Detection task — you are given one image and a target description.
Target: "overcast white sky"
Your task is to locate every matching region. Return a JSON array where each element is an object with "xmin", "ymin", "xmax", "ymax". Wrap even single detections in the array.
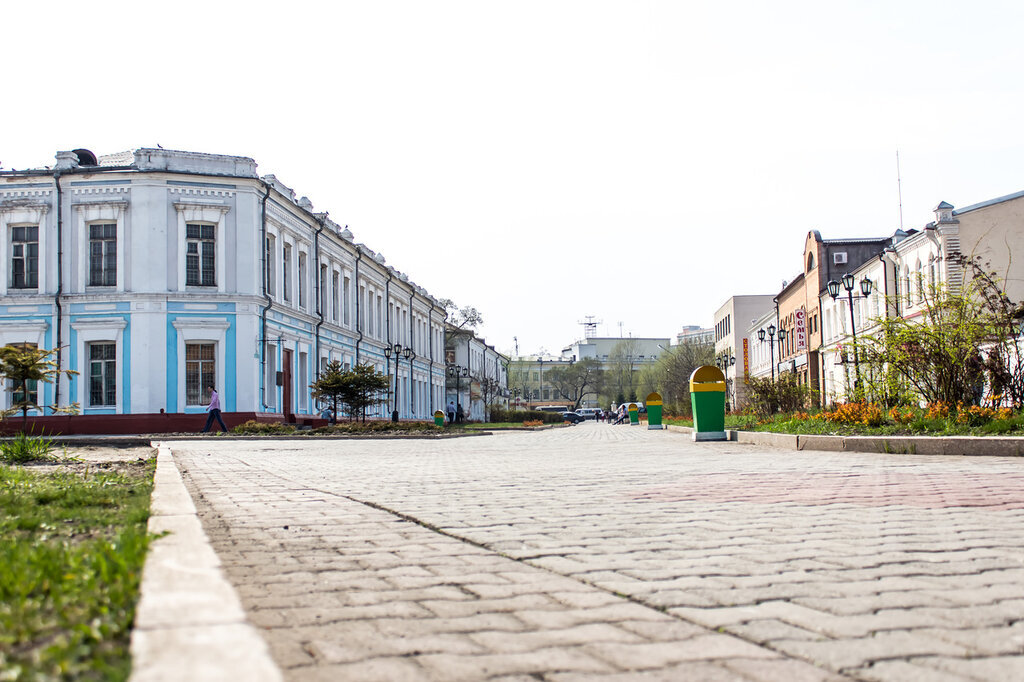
[{"xmin": 5, "ymin": 1, "xmax": 1024, "ymax": 356}]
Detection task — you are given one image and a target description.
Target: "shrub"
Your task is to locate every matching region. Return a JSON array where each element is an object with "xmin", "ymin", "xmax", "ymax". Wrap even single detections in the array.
[
  {"xmin": 0, "ymin": 433, "xmax": 54, "ymax": 463},
  {"xmin": 231, "ymin": 420, "xmax": 296, "ymax": 435},
  {"xmin": 313, "ymin": 421, "xmax": 442, "ymax": 434},
  {"xmin": 747, "ymin": 374, "xmax": 811, "ymax": 417},
  {"xmin": 487, "ymin": 407, "xmax": 563, "ymax": 424}
]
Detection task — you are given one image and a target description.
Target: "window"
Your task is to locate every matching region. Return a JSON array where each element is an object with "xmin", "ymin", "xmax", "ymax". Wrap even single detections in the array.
[
  {"xmin": 11, "ymin": 225, "xmax": 39, "ymax": 289},
  {"xmin": 185, "ymin": 343, "xmax": 215, "ymax": 406},
  {"xmin": 89, "ymin": 343, "xmax": 116, "ymax": 406},
  {"xmin": 9, "ymin": 343, "xmax": 38, "ymax": 407},
  {"xmin": 332, "ymin": 272, "xmax": 340, "ymax": 322},
  {"xmin": 265, "ymin": 236, "xmax": 275, "ymax": 295},
  {"xmin": 343, "ymin": 276, "xmax": 351, "ymax": 325},
  {"xmin": 319, "ymin": 264, "xmax": 327, "ymax": 315},
  {"xmin": 282, "ymin": 244, "xmax": 292, "ymax": 302},
  {"xmin": 298, "ymin": 252, "xmax": 308, "ymax": 309},
  {"xmin": 185, "ymin": 224, "xmax": 215, "ymax": 286},
  {"xmin": 88, "ymin": 223, "xmax": 117, "ymax": 287}
]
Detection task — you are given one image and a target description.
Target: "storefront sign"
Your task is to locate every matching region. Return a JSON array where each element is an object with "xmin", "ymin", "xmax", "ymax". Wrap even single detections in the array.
[{"xmin": 795, "ymin": 308, "xmax": 807, "ymax": 351}]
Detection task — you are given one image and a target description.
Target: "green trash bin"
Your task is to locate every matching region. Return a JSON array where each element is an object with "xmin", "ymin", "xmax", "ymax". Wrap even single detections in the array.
[
  {"xmin": 434, "ymin": 410, "xmax": 446, "ymax": 427},
  {"xmin": 628, "ymin": 403, "xmax": 640, "ymax": 425},
  {"xmin": 646, "ymin": 392, "xmax": 663, "ymax": 430},
  {"xmin": 689, "ymin": 366, "xmax": 727, "ymax": 441}
]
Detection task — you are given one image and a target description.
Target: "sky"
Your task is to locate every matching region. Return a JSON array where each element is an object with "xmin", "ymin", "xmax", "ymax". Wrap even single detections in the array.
[{"xmin": 5, "ymin": 1, "xmax": 1024, "ymax": 357}]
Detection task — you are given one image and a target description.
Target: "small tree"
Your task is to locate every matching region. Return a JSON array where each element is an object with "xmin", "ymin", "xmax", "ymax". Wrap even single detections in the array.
[
  {"xmin": 547, "ymin": 358, "xmax": 604, "ymax": 410},
  {"xmin": 0, "ymin": 345, "xmax": 79, "ymax": 427},
  {"xmin": 309, "ymin": 360, "xmax": 346, "ymax": 421},
  {"xmin": 340, "ymin": 363, "xmax": 391, "ymax": 423}
]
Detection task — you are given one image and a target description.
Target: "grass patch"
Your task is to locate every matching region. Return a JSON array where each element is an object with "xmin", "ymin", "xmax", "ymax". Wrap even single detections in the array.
[
  {"xmin": 0, "ymin": 458, "xmax": 155, "ymax": 680},
  {"xmin": 0, "ymin": 433, "xmax": 56, "ymax": 464}
]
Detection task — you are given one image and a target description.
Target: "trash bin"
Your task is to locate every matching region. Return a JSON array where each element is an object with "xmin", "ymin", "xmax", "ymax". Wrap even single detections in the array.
[
  {"xmin": 689, "ymin": 366, "xmax": 727, "ymax": 441},
  {"xmin": 646, "ymin": 392, "xmax": 663, "ymax": 430},
  {"xmin": 628, "ymin": 403, "xmax": 640, "ymax": 425},
  {"xmin": 434, "ymin": 410, "xmax": 446, "ymax": 427}
]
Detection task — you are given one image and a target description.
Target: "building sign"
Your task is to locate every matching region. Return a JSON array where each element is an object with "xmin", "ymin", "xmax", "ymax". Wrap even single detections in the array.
[
  {"xmin": 445, "ymin": 349, "xmax": 455, "ymax": 365},
  {"xmin": 742, "ymin": 338, "xmax": 749, "ymax": 383},
  {"xmin": 794, "ymin": 308, "xmax": 807, "ymax": 352}
]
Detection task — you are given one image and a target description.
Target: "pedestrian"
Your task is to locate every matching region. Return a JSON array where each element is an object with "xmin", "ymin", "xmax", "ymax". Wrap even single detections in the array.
[
  {"xmin": 320, "ymin": 404, "xmax": 334, "ymax": 424},
  {"xmin": 456, "ymin": 403, "xmax": 465, "ymax": 423},
  {"xmin": 202, "ymin": 385, "xmax": 228, "ymax": 433},
  {"xmin": 447, "ymin": 399, "xmax": 456, "ymax": 424}
]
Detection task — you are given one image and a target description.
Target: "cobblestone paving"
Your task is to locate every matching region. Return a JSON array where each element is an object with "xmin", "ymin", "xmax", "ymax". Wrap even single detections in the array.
[{"xmin": 170, "ymin": 424, "xmax": 1024, "ymax": 681}]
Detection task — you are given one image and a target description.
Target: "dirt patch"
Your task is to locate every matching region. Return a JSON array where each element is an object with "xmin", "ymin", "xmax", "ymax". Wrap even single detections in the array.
[{"xmin": 18, "ymin": 445, "xmax": 157, "ymax": 476}]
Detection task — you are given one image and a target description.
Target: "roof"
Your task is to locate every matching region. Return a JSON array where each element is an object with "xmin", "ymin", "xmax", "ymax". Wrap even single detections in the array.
[{"xmin": 953, "ymin": 189, "xmax": 1024, "ymax": 216}]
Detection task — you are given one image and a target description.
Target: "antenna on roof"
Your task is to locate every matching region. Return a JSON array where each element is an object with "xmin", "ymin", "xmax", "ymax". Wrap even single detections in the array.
[
  {"xmin": 896, "ymin": 149, "xmax": 904, "ymax": 231},
  {"xmin": 578, "ymin": 316, "xmax": 602, "ymax": 339}
]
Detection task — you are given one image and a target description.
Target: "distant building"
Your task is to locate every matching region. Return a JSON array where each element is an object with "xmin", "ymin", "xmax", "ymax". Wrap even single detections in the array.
[
  {"xmin": 676, "ymin": 325, "xmax": 714, "ymax": 345},
  {"xmin": 712, "ymin": 295, "xmax": 776, "ymax": 409},
  {"xmin": 445, "ymin": 327, "xmax": 508, "ymax": 421}
]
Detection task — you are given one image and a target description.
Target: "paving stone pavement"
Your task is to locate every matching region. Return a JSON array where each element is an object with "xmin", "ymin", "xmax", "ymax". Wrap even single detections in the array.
[{"xmin": 168, "ymin": 424, "xmax": 1024, "ymax": 681}]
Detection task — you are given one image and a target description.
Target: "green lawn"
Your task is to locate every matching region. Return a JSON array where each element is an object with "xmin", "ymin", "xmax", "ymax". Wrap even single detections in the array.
[{"xmin": 0, "ymin": 458, "xmax": 155, "ymax": 680}]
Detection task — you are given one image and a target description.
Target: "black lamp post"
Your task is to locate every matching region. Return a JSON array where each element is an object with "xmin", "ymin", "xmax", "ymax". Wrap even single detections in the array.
[
  {"xmin": 384, "ymin": 343, "xmax": 402, "ymax": 421},
  {"xmin": 447, "ymin": 364, "xmax": 468, "ymax": 421},
  {"xmin": 403, "ymin": 346, "xmax": 415, "ymax": 416},
  {"xmin": 758, "ymin": 324, "xmax": 777, "ymax": 381},
  {"xmin": 827, "ymin": 274, "xmax": 873, "ymax": 396}
]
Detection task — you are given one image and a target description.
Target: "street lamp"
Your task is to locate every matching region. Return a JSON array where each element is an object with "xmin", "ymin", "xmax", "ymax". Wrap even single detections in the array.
[
  {"xmin": 447, "ymin": 364, "xmax": 469, "ymax": 421},
  {"xmin": 828, "ymin": 275, "xmax": 873, "ymax": 396},
  {"xmin": 403, "ymin": 345, "xmax": 415, "ymax": 417},
  {"xmin": 758, "ymin": 324, "xmax": 777, "ymax": 381},
  {"xmin": 384, "ymin": 343, "xmax": 402, "ymax": 421}
]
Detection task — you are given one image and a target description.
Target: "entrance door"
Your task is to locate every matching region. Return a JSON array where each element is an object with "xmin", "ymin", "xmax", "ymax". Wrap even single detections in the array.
[{"xmin": 282, "ymin": 348, "xmax": 293, "ymax": 419}]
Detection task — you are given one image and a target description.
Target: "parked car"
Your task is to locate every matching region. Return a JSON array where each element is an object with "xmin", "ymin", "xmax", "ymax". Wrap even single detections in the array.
[
  {"xmin": 577, "ymin": 408, "xmax": 601, "ymax": 420},
  {"xmin": 561, "ymin": 411, "xmax": 586, "ymax": 424}
]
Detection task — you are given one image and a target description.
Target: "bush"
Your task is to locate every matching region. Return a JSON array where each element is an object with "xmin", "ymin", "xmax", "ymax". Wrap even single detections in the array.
[
  {"xmin": 0, "ymin": 433, "xmax": 54, "ymax": 463},
  {"xmin": 747, "ymin": 374, "xmax": 811, "ymax": 417},
  {"xmin": 487, "ymin": 407, "xmax": 563, "ymax": 424},
  {"xmin": 231, "ymin": 420, "xmax": 296, "ymax": 435},
  {"xmin": 314, "ymin": 421, "xmax": 442, "ymax": 434}
]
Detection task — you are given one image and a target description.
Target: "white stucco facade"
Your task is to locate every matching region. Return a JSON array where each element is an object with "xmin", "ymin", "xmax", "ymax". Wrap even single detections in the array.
[{"xmin": 0, "ymin": 148, "xmax": 448, "ymax": 419}]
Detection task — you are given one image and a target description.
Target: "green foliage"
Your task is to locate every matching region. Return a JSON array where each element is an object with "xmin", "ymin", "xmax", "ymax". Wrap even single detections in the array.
[
  {"xmin": 858, "ymin": 255, "xmax": 1024, "ymax": 407},
  {"xmin": 230, "ymin": 420, "xmax": 296, "ymax": 435},
  {"xmin": 487, "ymin": 407, "xmax": 564, "ymax": 424},
  {"xmin": 0, "ymin": 433, "xmax": 54, "ymax": 464},
  {"xmin": 313, "ymin": 421, "xmax": 443, "ymax": 434},
  {"xmin": 545, "ymin": 358, "xmax": 604, "ymax": 410},
  {"xmin": 746, "ymin": 374, "xmax": 812, "ymax": 417},
  {"xmin": 635, "ymin": 340, "xmax": 714, "ymax": 417},
  {"xmin": 0, "ymin": 345, "xmax": 80, "ymax": 423},
  {"xmin": 0, "ymin": 460, "xmax": 154, "ymax": 680},
  {"xmin": 310, "ymin": 361, "xmax": 390, "ymax": 423}
]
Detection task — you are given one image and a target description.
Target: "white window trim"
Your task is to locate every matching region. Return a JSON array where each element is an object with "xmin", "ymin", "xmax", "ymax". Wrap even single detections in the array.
[
  {"xmin": 72, "ymin": 318, "xmax": 128, "ymax": 412},
  {"xmin": 1, "ymin": 203, "xmax": 49, "ymax": 296},
  {"xmin": 174, "ymin": 202, "xmax": 229, "ymax": 293},
  {"xmin": 172, "ymin": 318, "xmax": 230, "ymax": 409},
  {"xmin": 74, "ymin": 201, "xmax": 128, "ymax": 293}
]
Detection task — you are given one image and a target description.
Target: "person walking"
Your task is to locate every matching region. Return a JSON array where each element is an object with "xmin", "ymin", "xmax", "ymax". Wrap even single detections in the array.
[
  {"xmin": 202, "ymin": 385, "xmax": 228, "ymax": 433},
  {"xmin": 447, "ymin": 399, "xmax": 456, "ymax": 424}
]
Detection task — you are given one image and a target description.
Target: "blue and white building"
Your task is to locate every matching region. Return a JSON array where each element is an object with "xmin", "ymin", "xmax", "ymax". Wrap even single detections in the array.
[{"xmin": 0, "ymin": 148, "xmax": 448, "ymax": 420}]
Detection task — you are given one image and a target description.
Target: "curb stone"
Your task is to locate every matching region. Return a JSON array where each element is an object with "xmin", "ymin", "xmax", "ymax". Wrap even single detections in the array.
[
  {"xmin": 665, "ymin": 424, "xmax": 1024, "ymax": 457},
  {"xmin": 128, "ymin": 443, "xmax": 283, "ymax": 682}
]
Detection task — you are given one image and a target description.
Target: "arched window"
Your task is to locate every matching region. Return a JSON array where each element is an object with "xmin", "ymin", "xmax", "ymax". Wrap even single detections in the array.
[{"xmin": 807, "ymin": 252, "xmax": 815, "ymax": 272}]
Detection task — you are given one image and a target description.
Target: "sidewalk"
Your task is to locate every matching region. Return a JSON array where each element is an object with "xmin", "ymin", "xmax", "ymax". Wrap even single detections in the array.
[{"xmin": 130, "ymin": 425, "xmax": 1024, "ymax": 680}]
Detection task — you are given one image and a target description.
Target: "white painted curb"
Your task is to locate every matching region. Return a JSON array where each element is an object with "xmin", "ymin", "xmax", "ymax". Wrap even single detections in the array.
[{"xmin": 129, "ymin": 443, "xmax": 282, "ymax": 682}]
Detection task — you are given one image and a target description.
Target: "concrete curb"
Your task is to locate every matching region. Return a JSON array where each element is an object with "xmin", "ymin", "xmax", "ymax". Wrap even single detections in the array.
[
  {"xmin": 128, "ymin": 443, "xmax": 283, "ymax": 682},
  {"xmin": 665, "ymin": 424, "xmax": 1024, "ymax": 457}
]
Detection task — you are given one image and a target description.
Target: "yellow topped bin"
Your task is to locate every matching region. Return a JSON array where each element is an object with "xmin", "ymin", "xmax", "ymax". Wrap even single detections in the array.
[{"xmin": 689, "ymin": 366, "xmax": 727, "ymax": 441}]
